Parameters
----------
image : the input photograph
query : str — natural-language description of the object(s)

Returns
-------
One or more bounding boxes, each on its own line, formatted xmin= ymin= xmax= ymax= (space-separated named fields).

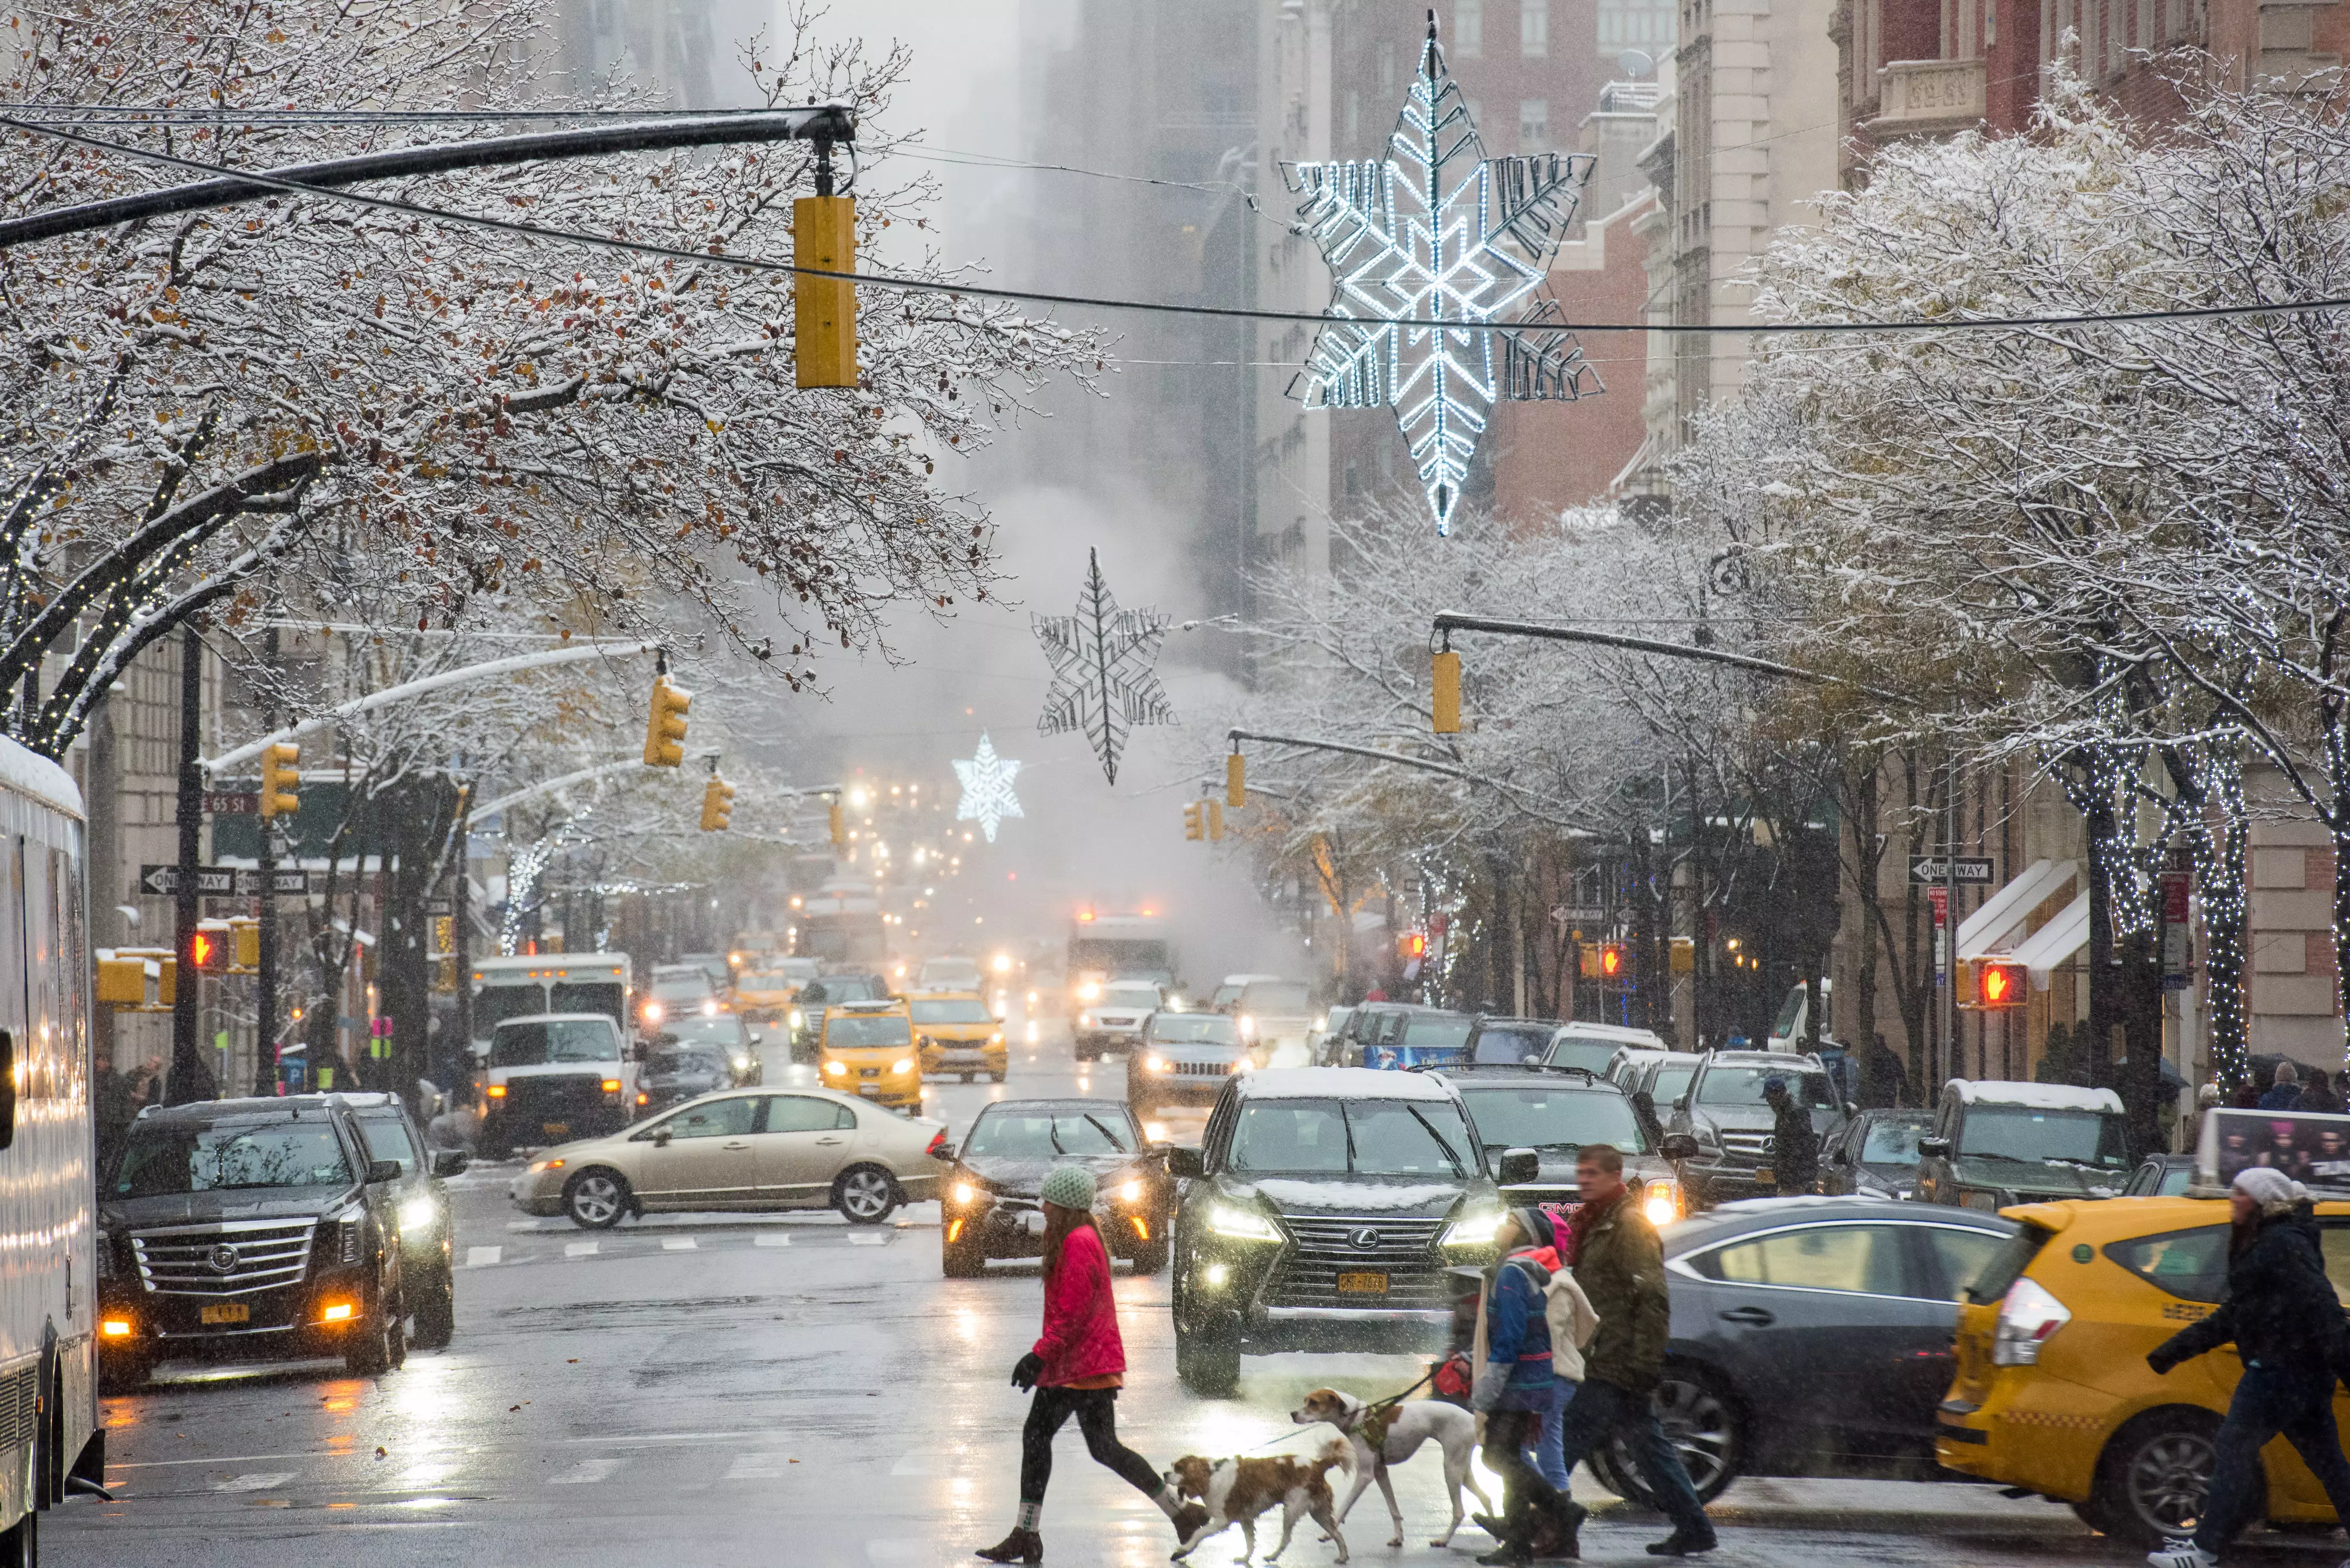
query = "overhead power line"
xmin=4 ymin=115 xmax=2347 ymax=339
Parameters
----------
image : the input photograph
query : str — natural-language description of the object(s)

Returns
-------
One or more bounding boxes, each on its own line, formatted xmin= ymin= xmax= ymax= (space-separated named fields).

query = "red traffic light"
xmin=1400 ymin=932 xmax=1428 ymax=959
xmin=188 ymin=929 xmax=221 ymax=972
xmin=1976 ymin=960 xmax=2025 ymax=1010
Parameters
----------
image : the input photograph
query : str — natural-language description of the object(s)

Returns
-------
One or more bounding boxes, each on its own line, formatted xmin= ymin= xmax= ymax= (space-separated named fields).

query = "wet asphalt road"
xmin=46 ymin=1021 xmax=2350 ymax=1568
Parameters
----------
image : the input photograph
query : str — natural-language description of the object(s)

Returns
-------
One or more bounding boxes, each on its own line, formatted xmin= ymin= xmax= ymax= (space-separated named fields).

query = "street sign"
xmin=140 ymin=865 xmax=315 ymax=897
xmin=1909 ymin=856 xmax=1995 ymax=884
xmin=203 ymin=790 xmax=259 ymax=816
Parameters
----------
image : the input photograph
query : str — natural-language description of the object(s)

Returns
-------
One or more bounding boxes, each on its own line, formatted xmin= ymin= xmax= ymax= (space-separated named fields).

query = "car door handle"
xmin=722 ymin=1141 xmax=752 ymax=1150
xmin=815 ymin=1136 xmax=844 ymax=1146
xmin=1718 ymin=1306 xmax=1776 ymax=1327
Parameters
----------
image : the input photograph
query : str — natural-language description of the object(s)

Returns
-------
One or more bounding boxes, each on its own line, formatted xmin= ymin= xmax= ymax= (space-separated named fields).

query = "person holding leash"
xmin=977 ymin=1165 xmax=1207 ymax=1565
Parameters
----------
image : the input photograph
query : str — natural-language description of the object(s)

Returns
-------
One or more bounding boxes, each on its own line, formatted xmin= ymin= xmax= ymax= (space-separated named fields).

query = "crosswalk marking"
xmin=753 ymin=1233 xmax=792 ymax=1248
xmin=845 ymin=1233 xmax=887 ymax=1247
xmin=661 ymin=1236 xmax=698 ymax=1251
xmin=465 ymin=1245 xmax=502 ymax=1268
xmin=723 ymin=1452 xmax=791 ymax=1480
xmin=215 ymin=1472 xmax=296 ymax=1492
xmin=549 ymin=1458 xmax=622 ymax=1485
xmin=564 ymin=1241 xmax=599 ymax=1259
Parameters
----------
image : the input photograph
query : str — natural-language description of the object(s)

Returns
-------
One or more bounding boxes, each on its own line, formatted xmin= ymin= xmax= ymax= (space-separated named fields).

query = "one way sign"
xmin=140 ymin=865 xmax=314 ymax=897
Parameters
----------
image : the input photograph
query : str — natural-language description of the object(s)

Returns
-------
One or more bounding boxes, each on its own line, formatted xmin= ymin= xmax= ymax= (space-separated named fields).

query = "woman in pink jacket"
xmin=977 ymin=1165 xmax=1206 ymax=1564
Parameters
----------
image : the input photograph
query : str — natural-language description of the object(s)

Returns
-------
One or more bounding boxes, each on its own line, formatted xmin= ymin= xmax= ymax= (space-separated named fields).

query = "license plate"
xmin=1752 ymin=1168 xmax=1774 ymax=1186
xmin=199 ymin=1302 xmax=250 ymax=1325
xmin=860 ymin=1067 xmax=880 ymax=1078
xmin=542 ymin=1121 xmax=570 ymax=1140
xmin=1335 ymin=1271 xmax=1388 ymax=1295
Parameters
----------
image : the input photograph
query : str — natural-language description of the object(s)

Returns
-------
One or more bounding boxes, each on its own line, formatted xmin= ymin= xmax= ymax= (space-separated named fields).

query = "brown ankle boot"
xmin=975 ymin=1526 xmax=1042 ymax=1564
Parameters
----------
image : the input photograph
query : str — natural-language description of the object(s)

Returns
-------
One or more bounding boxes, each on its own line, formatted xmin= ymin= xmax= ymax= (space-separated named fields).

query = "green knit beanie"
xmin=1040 ymin=1164 xmax=1097 ymax=1210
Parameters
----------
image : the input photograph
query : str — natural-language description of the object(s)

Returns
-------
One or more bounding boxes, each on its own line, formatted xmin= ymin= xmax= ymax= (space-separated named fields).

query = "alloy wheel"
xmin=567 ymin=1172 xmax=625 ymax=1228
xmin=1630 ymin=1372 xmax=1738 ymax=1502
xmin=836 ymin=1167 xmax=895 ymax=1223
xmin=2124 ymin=1428 xmax=2216 ymax=1537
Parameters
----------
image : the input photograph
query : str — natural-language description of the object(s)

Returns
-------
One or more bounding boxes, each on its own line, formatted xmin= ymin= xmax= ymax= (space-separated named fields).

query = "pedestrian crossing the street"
xmin=461 ymin=1228 xmax=904 ymax=1267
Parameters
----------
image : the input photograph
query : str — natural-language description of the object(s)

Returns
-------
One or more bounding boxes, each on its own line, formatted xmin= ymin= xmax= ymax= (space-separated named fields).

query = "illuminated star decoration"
xmin=1033 ymin=548 xmax=1176 ymax=786
xmin=953 ymin=732 xmax=1024 ymax=843
xmin=1283 ymin=12 xmax=1601 ymax=535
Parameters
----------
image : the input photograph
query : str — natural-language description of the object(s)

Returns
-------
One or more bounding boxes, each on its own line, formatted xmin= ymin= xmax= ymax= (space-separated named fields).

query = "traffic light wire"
xmin=7 ymin=113 xmax=2348 ymax=339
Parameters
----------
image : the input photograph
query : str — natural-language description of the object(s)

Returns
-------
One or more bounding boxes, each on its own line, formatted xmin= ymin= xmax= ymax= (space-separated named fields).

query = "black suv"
xmin=1435 ymin=1062 xmax=1692 ymax=1222
xmin=97 ymin=1095 xmax=410 ymax=1389
xmin=1666 ymin=1050 xmax=1851 ymax=1208
xmin=1167 ymin=1067 xmax=1515 ymax=1395
xmin=340 ymin=1092 xmax=468 ymax=1349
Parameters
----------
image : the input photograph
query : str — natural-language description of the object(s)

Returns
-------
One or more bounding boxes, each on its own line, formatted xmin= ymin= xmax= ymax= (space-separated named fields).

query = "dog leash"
xmin=1238 ymin=1364 xmax=1445 ymax=1456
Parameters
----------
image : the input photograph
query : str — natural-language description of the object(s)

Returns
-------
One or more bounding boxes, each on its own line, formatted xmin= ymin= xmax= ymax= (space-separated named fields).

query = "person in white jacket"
xmin=1472 ymin=1210 xmax=1601 ymax=1508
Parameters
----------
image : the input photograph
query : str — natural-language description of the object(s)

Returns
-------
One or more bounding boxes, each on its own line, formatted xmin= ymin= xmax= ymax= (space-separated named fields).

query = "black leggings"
xmin=1020 ymin=1385 xmax=1161 ymax=1504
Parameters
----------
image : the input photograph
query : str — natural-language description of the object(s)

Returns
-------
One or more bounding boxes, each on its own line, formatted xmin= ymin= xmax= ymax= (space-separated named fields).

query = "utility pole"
xmin=253 ymin=624 xmax=280 ymax=1097
xmin=167 ymin=624 xmax=209 ymax=1105
xmin=1942 ymin=754 xmax=1960 ymax=1092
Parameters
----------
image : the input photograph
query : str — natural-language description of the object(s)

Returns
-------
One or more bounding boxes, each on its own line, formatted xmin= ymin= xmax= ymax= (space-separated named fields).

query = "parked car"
xmin=97 ymin=1094 xmax=412 ymax=1388
xmin=341 ymin=1091 xmax=468 ymax=1350
xmin=940 ymin=1099 xmax=1172 ymax=1277
xmin=1588 ymin=1197 xmax=2016 ymax=1507
xmin=1913 ymin=1081 xmax=2130 ymax=1209
xmin=1166 ymin=1066 xmax=1516 ymax=1395
xmin=1075 ymin=979 xmax=1163 ymax=1061
xmin=1935 ymin=1190 xmax=2350 ymax=1543
xmin=637 ymin=1041 xmax=740 ymax=1116
xmin=507 ymin=1086 xmax=948 ymax=1228
xmin=480 ymin=1012 xmax=636 ymax=1159
xmin=1360 ymin=1005 xmax=1476 ymax=1071
xmin=1667 ymin=1051 xmax=1851 ymax=1208
xmin=816 ymin=998 xmax=924 ymax=1111
xmin=2121 ymin=1152 xmax=2197 ymax=1196
xmin=912 ymin=992 xmax=1008 ymax=1082
xmin=1128 ymin=1010 xmax=1247 ymax=1115
xmin=1435 ymin=1062 xmax=1687 ymax=1225
xmin=1460 ymin=1016 xmax=1562 ymax=1067
xmin=1544 ymin=1021 xmax=1668 ymax=1075
xmin=1819 ymin=1109 xmax=1935 ymax=1200
xmin=1233 ymin=978 xmax=1320 ymax=1067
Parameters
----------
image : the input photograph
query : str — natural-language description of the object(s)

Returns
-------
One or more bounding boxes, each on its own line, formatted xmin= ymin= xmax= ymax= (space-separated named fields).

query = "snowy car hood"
xmin=962 ymin=1152 xmax=1139 ymax=1197
xmin=1231 ymin=1176 xmax=1468 ymax=1217
xmin=1949 ymin=1155 xmax=2123 ymax=1199
xmin=103 ymin=1186 xmax=359 ymax=1229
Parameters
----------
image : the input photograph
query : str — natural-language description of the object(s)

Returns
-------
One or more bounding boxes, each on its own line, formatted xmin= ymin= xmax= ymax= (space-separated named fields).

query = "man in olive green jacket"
xmin=1554 ymin=1145 xmax=1716 ymax=1557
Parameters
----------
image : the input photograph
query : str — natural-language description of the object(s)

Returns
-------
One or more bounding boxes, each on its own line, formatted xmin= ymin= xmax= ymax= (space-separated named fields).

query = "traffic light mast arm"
xmin=1225 ymin=728 xmax=1494 ymax=785
xmin=1429 ymin=613 xmax=1919 ymax=707
xmin=468 ymin=759 xmax=652 ymax=824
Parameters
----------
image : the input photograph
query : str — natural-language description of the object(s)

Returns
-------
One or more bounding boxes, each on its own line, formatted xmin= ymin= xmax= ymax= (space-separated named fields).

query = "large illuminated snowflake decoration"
xmin=953 ymin=732 xmax=1024 ymax=843
xmin=1033 ymin=548 xmax=1176 ymax=786
xmin=1283 ymin=15 xmax=1601 ymax=534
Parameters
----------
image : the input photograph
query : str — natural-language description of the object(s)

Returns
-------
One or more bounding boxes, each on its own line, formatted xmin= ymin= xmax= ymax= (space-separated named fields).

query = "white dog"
xmin=1291 ymin=1387 xmax=1493 ymax=1549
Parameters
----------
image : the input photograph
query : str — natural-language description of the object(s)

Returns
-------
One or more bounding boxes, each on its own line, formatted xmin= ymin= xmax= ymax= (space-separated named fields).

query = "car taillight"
xmin=925 ymin=1129 xmax=950 ymax=1160
xmin=1992 ymin=1276 xmax=2071 ymax=1365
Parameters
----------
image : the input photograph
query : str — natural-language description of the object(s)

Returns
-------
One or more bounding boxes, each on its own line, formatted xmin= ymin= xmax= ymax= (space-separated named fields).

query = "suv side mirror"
xmin=430 ymin=1148 xmax=471 ymax=1179
xmin=1498 ymin=1147 xmax=1540 ymax=1186
xmin=1919 ymin=1136 xmax=1951 ymax=1159
xmin=652 ymin=1128 xmax=674 ymax=1148
xmin=1660 ymin=1133 xmax=1701 ymax=1162
xmin=366 ymin=1159 xmax=402 ymax=1185
xmin=1165 ymin=1146 xmax=1204 ymax=1180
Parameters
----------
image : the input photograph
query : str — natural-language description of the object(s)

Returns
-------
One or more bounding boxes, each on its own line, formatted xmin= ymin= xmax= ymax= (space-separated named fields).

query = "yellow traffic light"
xmin=1226 ymin=752 xmax=1246 ymax=810
xmin=1208 ymin=801 xmax=1225 ymax=842
xmin=260 ymin=742 xmax=300 ymax=818
xmin=1432 ymin=649 xmax=1461 ymax=735
xmin=232 ymin=918 xmax=260 ymax=970
xmin=700 ymin=776 xmax=737 ymax=832
xmin=829 ymin=798 xmax=846 ymax=850
xmin=795 ymin=194 xmax=858 ymax=389
xmin=643 ymin=676 xmax=691 ymax=768
xmin=1184 ymin=803 xmax=1204 ymax=841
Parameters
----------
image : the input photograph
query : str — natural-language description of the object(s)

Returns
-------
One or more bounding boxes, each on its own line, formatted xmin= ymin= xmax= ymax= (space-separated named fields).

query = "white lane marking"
xmin=723 ymin=1452 xmax=791 ymax=1480
xmin=888 ymin=1455 xmax=944 ymax=1476
xmin=549 ymin=1458 xmax=622 ymax=1485
xmin=465 ymin=1246 xmax=502 ymax=1268
xmin=215 ymin=1472 xmax=296 ymax=1492
xmin=661 ymin=1236 xmax=699 ymax=1251
xmin=845 ymin=1233 xmax=887 ymax=1247
xmin=564 ymin=1241 xmax=600 ymax=1259
xmin=753 ymin=1234 xmax=793 ymax=1248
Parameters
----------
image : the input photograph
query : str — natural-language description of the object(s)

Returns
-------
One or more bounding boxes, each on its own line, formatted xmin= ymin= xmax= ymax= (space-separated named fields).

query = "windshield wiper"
xmin=1048 ymin=1122 xmax=1067 ymax=1156
xmin=1405 ymin=1105 xmax=1467 ymax=1176
xmin=1082 ymin=1114 xmax=1130 ymax=1153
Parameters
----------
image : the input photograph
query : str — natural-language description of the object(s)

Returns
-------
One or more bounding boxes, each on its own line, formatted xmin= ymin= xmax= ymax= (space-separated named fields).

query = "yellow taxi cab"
xmin=1937 ymin=1185 xmax=2350 ymax=1544
xmin=731 ymin=964 xmax=803 ymax=1024
xmin=817 ymin=998 xmax=923 ymax=1111
xmin=910 ymin=991 xmax=1006 ymax=1084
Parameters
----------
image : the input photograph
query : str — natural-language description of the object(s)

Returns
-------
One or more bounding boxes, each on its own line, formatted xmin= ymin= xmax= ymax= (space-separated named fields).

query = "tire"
xmin=1601 ymin=1366 xmax=1742 ymax=1506
xmin=1129 ymin=1237 xmax=1169 ymax=1276
xmin=0 ymin=1503 xmax=35 ymax=1567
xmin=1175 ymin=1309 xmax=1240 ymax=1397
xmin=832 ymin=1165 xmax=899 ymax=1225
xmin=562 ymin=1168 xmax=630 ymax=1230
xmin=2089 ymin=1408 xmax=2225 ymax=1547
xmin=943 ymin=1236 xmax=986 ymax=1278
xmin=97 ymin=1351 xmax=151 ymax=1396
xmin=409 ymin=1264 xmax=455 ymax=1350
xmin=960 ymin=1073 xmax=975 ymax=1085
xmin=990 ymin=1071 xmax=1006 ymax=1084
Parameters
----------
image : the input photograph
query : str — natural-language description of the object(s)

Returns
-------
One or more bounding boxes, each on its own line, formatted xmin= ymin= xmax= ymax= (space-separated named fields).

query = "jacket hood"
xmin=102 ymin=1185 xmax=359 ymax=1229
xmin=963 ymin=1151 xmax=1137 ymax=1196
xmin=1225 ymin=1174 xmax=1468 ymax=1219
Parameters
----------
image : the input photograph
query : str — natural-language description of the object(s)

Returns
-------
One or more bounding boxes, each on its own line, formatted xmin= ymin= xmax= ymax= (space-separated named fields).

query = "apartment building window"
xmin=1454 ymin=0 xmax=1484 ymax=56
xmin=1520 ymin=98 xmax=1550 ymax=147
xmin=1597 ymin=0 xmax=1674 ymax=53
xmin=1380 ymin=45 xmax=1397 ymax=91
xmin=1522 ymin=0 xmax=1550 ymax=55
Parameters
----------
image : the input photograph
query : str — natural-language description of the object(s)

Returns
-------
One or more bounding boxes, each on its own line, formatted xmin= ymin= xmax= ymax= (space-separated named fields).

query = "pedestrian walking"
xmin=1763 ymin=1076 xmax=1819 ymax=1196
xmin=2257 ymin=1059 xmax=2302 ymax=1110
xmin=1484 ymin=1208 xmax=1595 ymax=1496
xmin=976 ymin=1165 xmax=1206 ymax=1565
xmin=1546 ymin=1144 xmax=1717 ymax=1557
xmin=2297 ymin=1068 xmax=2344 ymax=1115
xmin=1467 ymin=1207 xmax=1583 ymax=1564
xmin=2143 ymin=1167 xmax=2350 ymax=1568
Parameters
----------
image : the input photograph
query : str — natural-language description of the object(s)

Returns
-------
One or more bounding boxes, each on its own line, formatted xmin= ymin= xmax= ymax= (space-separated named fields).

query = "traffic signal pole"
xmin=167 ymin=623 xmax=208 ymax=1104
xmin=254 ymin=625 xmax=280 ymax=1097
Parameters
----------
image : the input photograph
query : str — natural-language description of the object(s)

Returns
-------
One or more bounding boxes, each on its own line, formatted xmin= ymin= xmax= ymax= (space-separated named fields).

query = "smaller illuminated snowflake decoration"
xmin=953 ymin=732 xmax=1024 ymax=843
xmin=1284 ymin=13 xmax=1601 ymax=534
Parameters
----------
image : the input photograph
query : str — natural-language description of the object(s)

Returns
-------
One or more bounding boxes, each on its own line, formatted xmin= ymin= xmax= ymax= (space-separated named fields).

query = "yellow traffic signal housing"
xmin=1208 ymin=801 xmax=1225 ymax=842
xmin=1183 ymin=803 xmax=1204 ymax=841
xmin=1226 ymin=752 xmax=1246 ymax=810
xmin=700 ymin=776 xmax=737 ymax=832
xmin=794 ymin=195 xmax=858 ymax=388
xmin=189 ymin=921 xmax=230 ymax=974
xmin=1670 ymin=935 xmax=1694 ymax=974
xmin=1432 ymin=649 xmax=1462 ymax=735
xmin=95 ymin=954 xmax=148 ymax=1006
xmin=260 ymin=742 xmax=301 ymax=818
xmin=1597 ymin=944 xmax=1626 ymax=979
xmin=643 ymin=676 xmax=691 ymax=767
xmin=232 ymin=918 xmax=260 ymax=971
xmin=1960 ymin=958 xmax=2027 ymax=1010
xmin=829 ymin=798 xmax=847 ymax=850
xmin=1579 ymin=944 xmax=1601 ymax=979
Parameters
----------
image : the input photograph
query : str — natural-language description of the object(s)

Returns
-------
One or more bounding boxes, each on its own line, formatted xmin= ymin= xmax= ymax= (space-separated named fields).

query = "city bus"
xmin=0 ymin=735 xmax=105 ymax=1557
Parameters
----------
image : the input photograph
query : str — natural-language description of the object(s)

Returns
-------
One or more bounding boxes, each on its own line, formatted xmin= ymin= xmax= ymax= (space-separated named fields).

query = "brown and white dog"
xmin=1290 ymin=1386 xmax=1492 ymax=1549
xmin=1164 ymin=1438 xmax=1352 ymax=1565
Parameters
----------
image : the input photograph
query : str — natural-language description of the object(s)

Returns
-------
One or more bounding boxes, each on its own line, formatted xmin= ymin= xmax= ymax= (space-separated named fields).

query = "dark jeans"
xmin=1020 ymin=1385 xmax=1160 ymax=1504
xmin=1485 ymin=1408 xmax=1574 ymax=1549
xmin=1552 ymin=1377 xmax=1712 ymax=1539
xmin=2195 ymin=1364 xmax=2350 ymax=1552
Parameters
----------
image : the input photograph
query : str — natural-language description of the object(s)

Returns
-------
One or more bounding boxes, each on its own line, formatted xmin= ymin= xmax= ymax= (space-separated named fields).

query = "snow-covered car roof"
xmin=1236 ymin=1066 xmax=1458 ymax=1101
xmin=1946 ymin=1079 xmax=2124 ymax=1114
xmin=1554 ymin=1022 xmax=1669 ymax=1046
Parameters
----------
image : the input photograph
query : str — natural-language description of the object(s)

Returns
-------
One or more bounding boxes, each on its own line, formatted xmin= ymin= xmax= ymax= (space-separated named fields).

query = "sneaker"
xmin=2145 ymin=1543 xmax=2217 ymax=1568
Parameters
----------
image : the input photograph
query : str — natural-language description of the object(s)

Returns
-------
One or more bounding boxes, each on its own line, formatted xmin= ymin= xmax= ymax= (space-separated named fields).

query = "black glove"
xmin=2146 ymin=1348 xmax=2179 ymax=1377
xmin=1011 ymin=1352 xmax=1044 ymax=1391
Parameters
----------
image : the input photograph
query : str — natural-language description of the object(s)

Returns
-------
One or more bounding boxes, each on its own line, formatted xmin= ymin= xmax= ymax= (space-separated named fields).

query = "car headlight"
xmin=399 ymin=1195 xmax=437 ymax=1234
xmin=1119 ymin=1180 xmax=1144 ymax=1203
xmin=1237 ymin=1013 xmax=1256 ymax=1038
xmin=702 ymin=1000 xmax=719 ymax=1017
xmin=952 ymin=1181 xmax=977 ymax=1204
xmin=1210 ymin=1204 xmax=1283 ymax=1242
xmin=824 ymin=1060 xmax=848 ymax=1076
xmin=789 ymin=1010 xmax=804 ymax=1029
xmin=1079 ymin=1013 xmax=1095 ymax=1027
xmin=891 ymin=1058 xmax=916 ymax=1076
xmin=1442 ymin=1207 xmax=1504 ymax=1247
xmin=1642 ymin=1180 xmax=1683 ymax=1226
xmin=1077 ymin=982 xmax=1100 ymax=1002
xmin=1312 ymin=1014 xmax=1327 ymax=1031
xmin=528 ymin=1157 xmax=567 ymax=1174
xmin=643 ymin=1000 xmax=664 ymax=1024
xmin=731 ymin=1054 xmax=750 ymax=1072
xmin=1144 ymin=1055 xmax=1169 ymax=1074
